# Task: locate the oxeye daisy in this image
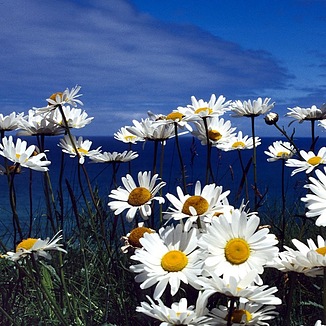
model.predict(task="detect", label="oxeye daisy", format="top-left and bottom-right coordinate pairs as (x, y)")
top-left (264, 140), bottom-right (296, 162)
top-left (108, 171), bottom-right (166, 222)
top-left (191, 117), bottom-right (236, 147)
top-left (89, 150), bottom-right (138, 163)
top-left (218, 131), bottom-right (261, 151)
top-left (136, 295), bottom-right (212, 325)
top-left (6, 231), bottom-right (67, 261)
top-left (164, 181), bottom-right (231, 231)
top-left (114, 126), bottom-right (144, 144)
top-left (198, 211), bottom-right (279, 284)
top-left (286, 104), bottom-right (326, 123)
top-left (152, 109), bottom-right (193, 132)
top-left (301, 167), bottom-right (326, 226)
top-left (208, 301), bottom-right (278, 325)
top-left (181, 94), bottom-right (232, 121)
top-left (130, 224), bottom-right (203, 299)
top-left (285, 147), bottom-right (326, 176)
top-left (0, 136), bottom-right (51, 172)
top-left (0, 112), bottom-right (24, 131)
top-left (58, 134), bottom-right (101, 164)
top-left (121, 222), bottom-right (155, 253)
top-left (231, 98), bottom-right (274, 117)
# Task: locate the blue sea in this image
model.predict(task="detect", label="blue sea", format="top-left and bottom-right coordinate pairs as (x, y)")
top-left (0, 135), bottom-right (317, 242)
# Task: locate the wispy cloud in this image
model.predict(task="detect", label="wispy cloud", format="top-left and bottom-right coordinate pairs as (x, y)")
top-left (0, 0), bottom-right (293, 135)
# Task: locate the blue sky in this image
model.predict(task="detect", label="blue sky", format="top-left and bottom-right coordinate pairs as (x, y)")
top-left (1, 0), bottom-right (326, 137)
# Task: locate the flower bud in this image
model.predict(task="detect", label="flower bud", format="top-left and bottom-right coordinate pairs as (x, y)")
top-left (265, 112), bottom-right (279, 125)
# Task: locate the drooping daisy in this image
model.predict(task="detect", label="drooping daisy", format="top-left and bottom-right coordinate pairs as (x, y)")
top-left (108, 171), bottom-right (166, 222)
top-left (18, 109), bottom-right (63, 136)
top-left (196, 269), bottom-right (281, 307)
top-left (301, 167), bottom-right (326, 226)
top-left (0, 112), bottom-right (24, 131)
top-left (285, 147), bottom-right (326, 176)
top-left (231, 98), bottom-right (274, 117)
top-left (114, 126), bottom-right (144, 144)
top-left (127, 118), bottom-right (176, 142)
top-left (198, 211), bottom-right (279, 284)
top-left (50, 105), bottom-right (93, 129)
top-left (121, 222), bottom-right (156, 253)
top-left (36, 85), bottom-right (83, 113)
top-left (136, 295), bottom-right (212, 325)
top-left (6, 231), bottom-right (67, 261)
top-left (264, 140), bottom-right (296, 162)
top-left (89, 150), bottom-right (138, 163)
top-left (286, 104), bottom-right (326, 123)
top-left (130, 224), bottom-right (203, 299)
top-left (181, 94), bottom-right (232, 121)
top-left (208, 301), bottom-right (278, 325)
top-left (218, 131), bottom-right (261, 151)
top-left (0, 136), bottom-right (51, 172)
top-left (58, 134), bottom-right (101, 164)
top-left (191, 116), bottom-right (236, 148)
top-left (164, 181), bottom-right (231, 231)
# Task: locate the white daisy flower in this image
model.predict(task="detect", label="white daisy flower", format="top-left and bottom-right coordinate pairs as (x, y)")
top-left (285, 148), bottom-right (326, 176)
top-left (89, 150), bottom-right (138, 163)
top-left (218, 131), bottom-right (261, 151)
top-left (121, 222), bottom-right (155, 253)
top-left (152, 109), bottom-right (193, 132)
top-left (18, 109), bottom-right (63, 136)
top-left (130, 224), bottom-right (203, 299)
top-left (196, 269), bottom-right (282, 307)
top-left (136, 295), bottom-right (212, 325)
top-left (181, 94), bottom-right (232, 121)
top-left (164, 181), bottom-right (231, 231)
top-left (264, 140), bottom-right (296, 162)
top-left (0, 112), bottom-right (24, 131)
top-left (191, 116), bottom-right (236, 147)
top-left (49, 105), bottom-right (93, 129)
top-left (114, 126), bottom-right (144, 144)
top-left (0, 136), bottom-right (51, 172)
top-left (58, 134), bottom-right (101, 164)
top-left (36, 85), bottom-right (83, 113)
top-left (286, 104), bottom-right (326, 123)
top-left (208, 301), bottom-right (278, 325)
top-left (108, 171), bottom-right (166, 222)
top-left (6, 231), bottom-right (67, 261)
top-left (127, 118), bottom-right (176, 142)
top-left (301, 167), bottom-right (326, 226)
top-left (198, 211), bottom-right (279, 284)
top-left (231, 98), bottom-right (274, 117)
top-left (313, 321), bottom-right (325, 326)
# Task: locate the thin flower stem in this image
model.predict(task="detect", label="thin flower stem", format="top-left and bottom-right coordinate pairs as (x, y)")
top-left (237, 149), bottom-right (249, 202)
top-left (280, 160), bottom-right (286, 249)
top-left (324, 266), bottom-right (326, 324)
top-left (202, 117), bottom-right (214, 185)
top-left (311, 119), bottom-right (316, 152)
top-left (284, 271), bottom-right (297, 325)
top-left (250, 115), bottom-right (258, 210)
top-left (174, 122), bottom-right (187, 192)
top-left (227, 297), bottom-right (236, 326)
top-left (28, 169), bottom-right (33, 237)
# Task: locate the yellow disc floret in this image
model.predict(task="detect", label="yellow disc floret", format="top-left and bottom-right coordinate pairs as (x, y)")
top-left (16, 238), bottom-right (38, 251)
top-left (208, 130), bottom-right (222, 141)
top-left (128, 226), bottom-right (154, 248)
top-left (225, 238), bottom-right (250, 264)
top-left (308, 156), bottom-right (322, 166)
top-left (225, 309), bottom-right (252, 323)
top-left (128, 187), bottom-right (152, 206)
top-left (316, 246), bottom-right (326, 256)
top-left (232, 141), bottom-right (245, 149)
top-left (182, 195), bottom-right (209, 216)
top-left (161, 250), bottom-right (188, 272)
top-left (194, 107), bottom-right (213, 115)
top-left (166, 112), bottom-right (185, 121)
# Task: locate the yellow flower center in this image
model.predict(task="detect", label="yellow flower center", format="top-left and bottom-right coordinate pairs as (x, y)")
top-left (166, 112), bottom-right (185, 121)
top-left (194, 107), bottom-right (213, 115)
top-left (128, 187), bottom-right (152, 206)
top-left (308, 156), bottom-right (322, 165)
top-left (182, 195), bottom-right (209, 215)
top-left (128, 226), bottom-right (154, 248)
top-left (161, 250), bottom-right (188, 272)
top-left (277, 151), bottom-right (289, 158)
top-left (124, 135), bottom-right (136, 142)
top-left (48, 92), bottom-right (63, 103)
top-left (232, 141), bottom-right (245, 148)
top-left (208, 130), bottom-right (222, 141)
top-left (316, 246), bottom-right (326, 256)
top-left (225, 309), bottom-right (252, 323)
top-left (77, 147), bottom-right (88, 154)
top-left (16, 238), bottom-right (38, 251)
top-left (225, 238), bottom-right (250, 264)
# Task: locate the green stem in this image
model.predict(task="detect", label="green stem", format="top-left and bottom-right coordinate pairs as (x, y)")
top-left (250, 116), bottom-right (258, 210)
top-left (174, 122), bottom-right (187, 192)
top-left (202, 117), bottom-right (214, 184)
top-left (280, 160), bottom-right (286, 249)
